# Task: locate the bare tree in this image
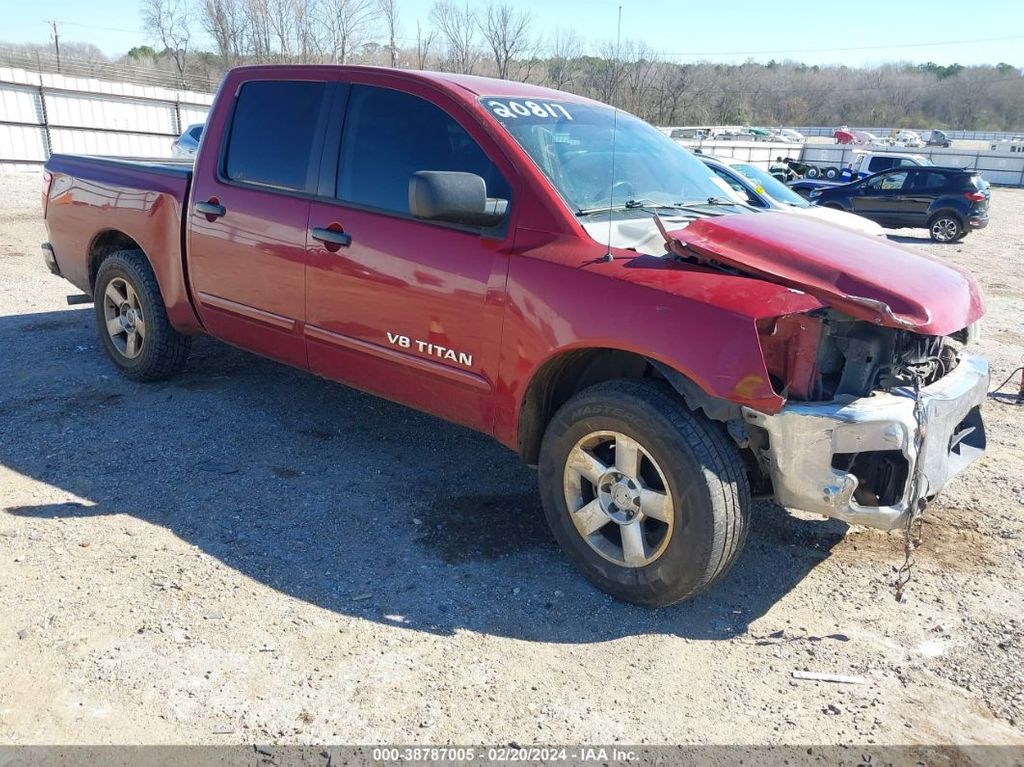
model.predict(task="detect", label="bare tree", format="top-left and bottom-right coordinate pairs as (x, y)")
top-left (243, 0), bottom-right (272, 62)
top-left (199, 0), bottom-right (247, 66)
top-left (142, 0), bottom-right (192, 85)
top-left (430, 0), bottom-right (480, 75)
top-left (379, 0), bottom-right (399, 67)
top-left (414, 19), bottom-right (436, 70)
top-left (479, 2), bottom-right (533, 81)
top-left (315, 0), bottom-right (380, 64)
top-left (547, 27), bottom-right (581, 90)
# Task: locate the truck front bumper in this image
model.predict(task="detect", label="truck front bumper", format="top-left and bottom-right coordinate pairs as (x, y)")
top-left (741, 354), bottom-right (989, 530)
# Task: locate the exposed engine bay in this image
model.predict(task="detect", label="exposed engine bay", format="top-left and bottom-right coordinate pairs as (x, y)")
top-left (757, 310), bottom-right (977, 402)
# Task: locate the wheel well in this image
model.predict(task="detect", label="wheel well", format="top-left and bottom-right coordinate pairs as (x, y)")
top-left (928, 209), bottom-right (964, 225)
top-left (516, 349), bottom-right (740, 465)
top-left (88, 230), bottom-right (141, 292)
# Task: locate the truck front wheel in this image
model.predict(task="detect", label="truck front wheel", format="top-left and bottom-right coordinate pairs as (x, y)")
top-left (93, 249), bottom-right (190, 381)
top-left (538, 379), bottom-right (751, 606)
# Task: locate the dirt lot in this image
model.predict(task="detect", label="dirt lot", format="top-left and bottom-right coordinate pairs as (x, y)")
top-left (0, 171), bottom-right (1022, 749)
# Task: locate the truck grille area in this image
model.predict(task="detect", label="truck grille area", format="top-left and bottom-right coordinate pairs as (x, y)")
top-left (813, 315), bottom-right (966, 400)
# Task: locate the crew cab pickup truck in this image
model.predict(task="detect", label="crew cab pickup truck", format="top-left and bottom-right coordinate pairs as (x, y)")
top-left (41, 66), bottom-right (989, 606)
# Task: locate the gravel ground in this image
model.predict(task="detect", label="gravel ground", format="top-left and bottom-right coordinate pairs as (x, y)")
top-left (0, 171), bottom-right (1022, 749)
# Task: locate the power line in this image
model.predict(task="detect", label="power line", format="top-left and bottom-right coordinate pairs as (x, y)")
top-left (652, 34), bottom-right (1024, 58)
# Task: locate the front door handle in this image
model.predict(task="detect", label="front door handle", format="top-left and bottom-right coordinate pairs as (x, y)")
top-left (195, 200), bottom-right (226, 218)
top-left (311, 227), bottom-right (352, 247)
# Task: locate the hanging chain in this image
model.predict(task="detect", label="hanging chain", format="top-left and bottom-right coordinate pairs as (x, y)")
top-left (895, 373), bottom-right (930, 602)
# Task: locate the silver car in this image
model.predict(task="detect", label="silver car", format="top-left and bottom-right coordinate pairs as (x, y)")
top-left (699, 154), bottom-right (887, 238)
top-left (171, 124), bottom-right (203, 158)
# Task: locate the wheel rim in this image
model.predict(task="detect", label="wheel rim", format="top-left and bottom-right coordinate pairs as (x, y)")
top-left (562, 430), bottom-right (675, 568)
top-left (931, 218), bottom-right (958, 242)
top-left (102, 277), bottom-right (146, 359)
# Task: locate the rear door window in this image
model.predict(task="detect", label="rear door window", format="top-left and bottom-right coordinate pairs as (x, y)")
top-left (337, 85), bottom-right (511, 216)
top-left (224, 80), bottom-right (328, 192)
top-left (866, 171), bottom-right (908, 192)
top-left (913, 171), bottom-right (951, 191)
top-left (869, 157), bottom-right (897, 173)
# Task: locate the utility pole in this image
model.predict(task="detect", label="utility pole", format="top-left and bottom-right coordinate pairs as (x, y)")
top-left (50, 20), bottom-right (61, 73)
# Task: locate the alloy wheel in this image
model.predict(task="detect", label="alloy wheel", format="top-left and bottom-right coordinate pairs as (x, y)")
top-left (562, 430), bottom-right (675, 567)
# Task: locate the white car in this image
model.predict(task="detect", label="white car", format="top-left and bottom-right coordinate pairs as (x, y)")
top-left (776, 128), bottom-right (806, 143)
top-left (891, 129), bottom-right (924, 148)
top-left (699, 154), bottom-right (886, 238)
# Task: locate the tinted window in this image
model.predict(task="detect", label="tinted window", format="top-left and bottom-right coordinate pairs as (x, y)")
top-left (338, 85), bottom-right (510, 216)
top-left (866, 171), bottom-right (908, 191)
top-left (225, 81), bottom-right (327, 191)
top-left (913, 171), bottom-right (951, 191)
top-left (869, 157), bottom-right (897, 172)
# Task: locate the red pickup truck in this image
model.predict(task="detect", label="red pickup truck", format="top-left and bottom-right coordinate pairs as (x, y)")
top-left (41, 65), bottom-right (989, 606)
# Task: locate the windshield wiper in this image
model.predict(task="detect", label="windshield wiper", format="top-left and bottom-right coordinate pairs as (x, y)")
top-left (577, 197), bottom-right (738, 216)
top-left (676, 197), bottom-right (744, 210)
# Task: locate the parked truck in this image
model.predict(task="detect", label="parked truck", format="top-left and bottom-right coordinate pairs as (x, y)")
top-left (41, 65), bottom-right (989, 606)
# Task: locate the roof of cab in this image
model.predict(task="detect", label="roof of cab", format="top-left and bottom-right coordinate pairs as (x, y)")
top-left (225, 64), bottom-right (597, 105)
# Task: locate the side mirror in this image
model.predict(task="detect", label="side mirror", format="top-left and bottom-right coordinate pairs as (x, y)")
top-left (409, 171), bottom-right (508, 228)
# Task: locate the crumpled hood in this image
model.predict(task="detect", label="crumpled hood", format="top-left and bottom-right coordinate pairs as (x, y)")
top-left (663, 213), bottom-right (984, 336)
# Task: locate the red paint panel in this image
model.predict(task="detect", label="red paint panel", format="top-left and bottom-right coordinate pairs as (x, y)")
top-left (666, 213), bottom-right (984, 335)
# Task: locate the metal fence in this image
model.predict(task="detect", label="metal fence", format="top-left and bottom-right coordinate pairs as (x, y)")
top-left (791, 126), bottom-right (1023, 142)
top-left (669, 137), bottom-right (1024, 187)
top-left (0, 66), bottom-right (213, 171)
top-left (0, 45), bottom-right (219, 92)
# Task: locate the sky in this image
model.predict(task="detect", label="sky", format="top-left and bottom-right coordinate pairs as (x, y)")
top-left (3, 0), bottom-right (1024, 67)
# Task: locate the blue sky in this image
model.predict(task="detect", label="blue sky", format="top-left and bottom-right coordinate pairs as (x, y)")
top-left (4, 0), bottom-right (1024, 66)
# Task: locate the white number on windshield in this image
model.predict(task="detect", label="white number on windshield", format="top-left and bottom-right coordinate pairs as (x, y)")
top-left (485, 100), bottom-right (573, 121)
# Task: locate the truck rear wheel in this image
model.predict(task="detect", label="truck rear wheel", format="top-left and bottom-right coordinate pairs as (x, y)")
top-left (537, 379), bottom-right (751, 606)
top-left (93, 249), bottom-right (190, 381)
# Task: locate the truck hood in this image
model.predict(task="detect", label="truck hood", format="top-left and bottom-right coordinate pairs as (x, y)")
top-left (661, 213), bottom-right (983, 336)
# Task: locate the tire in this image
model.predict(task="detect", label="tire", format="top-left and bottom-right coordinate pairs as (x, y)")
top-left (93, 249), bottom-right (190, 381)
top-left (824, 166), bottom-right (839, 180)
top-left (824, 202), bottom-right (845, 210)
top-left (928, 213), bottom-right (963, 243)
top-left (537, 379), bottom-right (751, 606)
top-left (805, 166), bottom-right (820, 179)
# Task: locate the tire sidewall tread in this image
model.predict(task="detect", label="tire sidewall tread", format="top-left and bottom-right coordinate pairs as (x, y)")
top-left (538, 379), bottom-right (751, 607)
top-left (93, 249), bottom-right (190, 382)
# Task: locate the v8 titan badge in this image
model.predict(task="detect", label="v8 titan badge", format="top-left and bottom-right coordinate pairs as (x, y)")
top-left (387, 332), bottom-right (473, 367)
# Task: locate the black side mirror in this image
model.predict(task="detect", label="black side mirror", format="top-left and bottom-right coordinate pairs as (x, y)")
top-left (409, 171), bottom-right (508, 228)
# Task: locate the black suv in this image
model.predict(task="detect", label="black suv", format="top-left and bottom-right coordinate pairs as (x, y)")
top-left (808, 167), bottom-right (990, 242)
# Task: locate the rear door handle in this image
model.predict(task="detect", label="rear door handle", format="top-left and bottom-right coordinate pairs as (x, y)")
top-left (195, 200), bottom-right (226, 218)
top-left (311, 227), bottom-right (352, 247)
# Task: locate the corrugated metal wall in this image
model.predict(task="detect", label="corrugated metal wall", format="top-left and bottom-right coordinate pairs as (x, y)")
top-left (0, 66), bottom-right (213, 170)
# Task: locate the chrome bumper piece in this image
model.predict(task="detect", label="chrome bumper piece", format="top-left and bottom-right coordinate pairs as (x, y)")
top-left (742, 354), bottom-right (989, 530)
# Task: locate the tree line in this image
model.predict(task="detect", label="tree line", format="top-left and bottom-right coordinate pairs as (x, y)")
top-left (7, 0), bottom-right (1024, 130)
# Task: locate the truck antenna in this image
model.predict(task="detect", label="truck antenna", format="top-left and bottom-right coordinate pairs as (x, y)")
top-left (602, 5), bottom-right (623, 264)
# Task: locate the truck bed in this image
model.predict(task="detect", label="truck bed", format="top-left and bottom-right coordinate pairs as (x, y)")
top-left (42, 153), bottom-right (201, 332)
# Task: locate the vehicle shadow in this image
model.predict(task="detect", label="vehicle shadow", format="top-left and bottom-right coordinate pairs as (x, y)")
top-left (1, 307), bottom-right (848, 644)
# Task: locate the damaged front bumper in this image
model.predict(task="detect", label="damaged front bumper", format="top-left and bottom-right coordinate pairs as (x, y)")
top-left (742, 354), bottom-right (989, 530)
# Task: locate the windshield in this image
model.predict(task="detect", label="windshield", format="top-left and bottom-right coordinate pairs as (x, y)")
top-left (730, 162), bottom-right (808, 207)
top-left (480, 97), bottom-right (729, 214)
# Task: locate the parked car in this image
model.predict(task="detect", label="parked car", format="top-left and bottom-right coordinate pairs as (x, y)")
top-left (698, 154), bottom-right (886, 238)
top-left (891, 129), bottom-right (924, 148)
top-left (171, 124), bottom-right (203, 158)
top-left (807, 167), bottom-right (990, 242)
top-left (851, 130), bottom-right (883, 145)
top-left (923, 129), bottom-right (951, 148)
top-left (775, 128), bottom-right (805, 143)
top-left (850, 151), bottom-right (933, 178)
top-left (40, 65), bottom-right (989, 606)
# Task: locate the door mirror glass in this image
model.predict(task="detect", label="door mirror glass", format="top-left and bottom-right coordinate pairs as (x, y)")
top-left (409, 171), bottom-right (508, 228)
